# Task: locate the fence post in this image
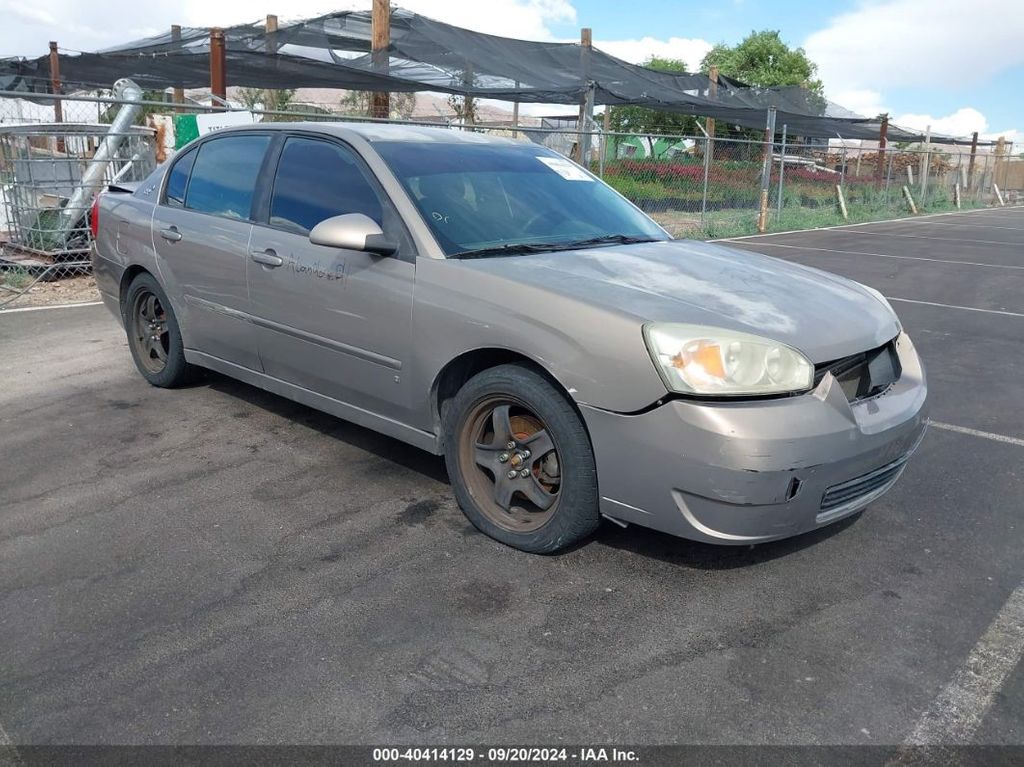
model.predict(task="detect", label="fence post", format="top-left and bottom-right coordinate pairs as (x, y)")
top-left (919, 125), bottom-right (931, 205)
top-left (209, 28), bottom-right (227, 108)
top-left (700, 134), bottom-right (711, 226)
top-left (171, 26), bottom-right (184, 108)
top-left (370, 0), bottom-right (391, 119)
top-left (839, 146), bottom-right (847, 191)
top-left (756, 106), bottom-right (776, 233)
top-left (967, 131), bottom-right (978, 190)
top-left (876, 114), bottom-right (888, 185)
top-left (48, 41), bottom-right (63, 124)
top-left (776, 123), bottom-right (787, 222)
top-left (884, 148), bottom-right (894, 208)
top-left (575, 28), bottom-right (594, 164)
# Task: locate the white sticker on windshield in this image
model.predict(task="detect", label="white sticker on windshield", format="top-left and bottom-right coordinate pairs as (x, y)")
top-left (537, 156), bottom-right (593, 181)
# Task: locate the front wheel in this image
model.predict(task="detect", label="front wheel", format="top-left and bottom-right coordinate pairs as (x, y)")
top-left (443, 363), bottom-right (600, 553)
top-left (123, 272), bottom-right (196, 388)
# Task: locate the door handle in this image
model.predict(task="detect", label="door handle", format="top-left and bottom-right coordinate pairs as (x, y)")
top-left (249, 248), bottom-right (284, 267)
top-left (159, 227), bottom-right (182, 242)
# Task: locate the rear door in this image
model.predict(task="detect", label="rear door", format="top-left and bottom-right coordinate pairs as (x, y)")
top-left (152, 133), bottom-right (271, 370)
top-left (246, 134), bottom-right (416, 422)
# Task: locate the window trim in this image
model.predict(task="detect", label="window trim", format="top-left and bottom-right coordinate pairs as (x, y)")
top-left (158, 131), bottom-right (276, 223)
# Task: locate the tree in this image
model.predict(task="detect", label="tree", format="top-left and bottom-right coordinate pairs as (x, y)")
top-left (237, 88), bottom-right (297, 112)
top-left (701, 31), bottom-right (823, 96)
top-left (340, 90), bottom-right (416, 120)
top-left (607, 56), bottom-right (699, 155)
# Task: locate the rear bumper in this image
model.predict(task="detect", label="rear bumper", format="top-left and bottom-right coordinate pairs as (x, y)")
top-left (581, 332), bottom-right (928, 544)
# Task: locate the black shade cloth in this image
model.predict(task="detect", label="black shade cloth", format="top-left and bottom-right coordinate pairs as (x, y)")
top-left (0, 9), bottom-right (989, 145)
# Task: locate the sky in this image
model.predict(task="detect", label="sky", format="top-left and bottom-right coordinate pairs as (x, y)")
top-left (0, 0), bottom-right (1020, 141)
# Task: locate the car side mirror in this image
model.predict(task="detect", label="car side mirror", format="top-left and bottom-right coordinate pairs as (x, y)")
top-left (308, 213), bottom-right (397, 256)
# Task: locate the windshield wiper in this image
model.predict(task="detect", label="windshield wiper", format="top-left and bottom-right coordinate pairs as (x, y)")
top-left (450, 234), bottom-right (663, 260)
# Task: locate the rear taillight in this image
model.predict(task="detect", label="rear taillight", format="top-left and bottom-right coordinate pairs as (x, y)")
top-left (89, 194), bottom-right (101, 240)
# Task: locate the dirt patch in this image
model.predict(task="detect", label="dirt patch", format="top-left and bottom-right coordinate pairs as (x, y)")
top-left (0, 274), bottom-right (100, 310)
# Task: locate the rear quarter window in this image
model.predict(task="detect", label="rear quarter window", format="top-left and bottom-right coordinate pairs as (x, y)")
top-left (163, 147), bottom-right (196, 207)
top-left (183, 135), bottom-right (270, 220)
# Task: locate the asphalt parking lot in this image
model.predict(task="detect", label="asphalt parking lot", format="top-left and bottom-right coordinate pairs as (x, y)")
top-left (1, 206), bottom-right (1023, 747)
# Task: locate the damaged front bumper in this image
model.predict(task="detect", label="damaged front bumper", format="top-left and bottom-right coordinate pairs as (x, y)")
top-left (582, 332), bottom-right (928, 544)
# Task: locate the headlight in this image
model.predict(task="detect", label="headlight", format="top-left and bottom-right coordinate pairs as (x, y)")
top-left (643, 323), bottom-right (814, 397)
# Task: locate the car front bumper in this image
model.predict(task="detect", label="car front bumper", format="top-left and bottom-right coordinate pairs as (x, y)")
top-left (581, 332), bottom-right (928, 544)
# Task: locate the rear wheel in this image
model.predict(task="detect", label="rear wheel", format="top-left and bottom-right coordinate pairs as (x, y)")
top-left (123, 273), bottom-right (195, 387)
top-left (444, 363), bottom-right (599, 553)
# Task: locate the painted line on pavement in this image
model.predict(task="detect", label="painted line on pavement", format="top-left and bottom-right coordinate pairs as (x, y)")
top-left (929, 421), bottom-right (1024, 448)
top-left (887, 297), bottom-right (1024, 319)
top-left (732, 241), bottom-right (1024, 270)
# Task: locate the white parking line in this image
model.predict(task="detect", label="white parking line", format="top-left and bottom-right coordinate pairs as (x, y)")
top-left (0, 300), bottom-right (103, 314)
top-left (715, 205), bottom-right (1024, 242)
top-left (887, 297), bottom-right (1024, 319)
top-left (733, 241), bottom-right (1024, 271)
top-left (830, 229), bottom-right (1016, 247)
top-left (929, 421), bottom-right (1024, 448)
top-left (901, 583), bottom-right (1024, 745)
top-left (889, 219), bottom-right (1024, 233)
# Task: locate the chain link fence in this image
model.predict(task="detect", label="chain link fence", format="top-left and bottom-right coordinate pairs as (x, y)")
top-left (0, 89), bottom-right (1016, 308)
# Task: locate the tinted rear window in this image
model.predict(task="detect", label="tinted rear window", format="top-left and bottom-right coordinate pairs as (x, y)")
top-left (185, 135), bottom-right (270, 220)
top-left (164, 147), bottom-right (196, 207)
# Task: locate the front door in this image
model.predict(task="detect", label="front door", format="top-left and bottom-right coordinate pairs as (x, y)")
top-left (246, 135), bottom-right (416, 423)
top-left (151, 133), bottom-right (271, 371)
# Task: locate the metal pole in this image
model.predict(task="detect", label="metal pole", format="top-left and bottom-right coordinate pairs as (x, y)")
top-left (511, 80), bottom-right (520, 137)
top-left (776, 124), bottom-right (787, 221)
top-left (920, 125), bottom-right (931, 205)
top-left (700, 135), bottom-right (711, 226)
top-left (839, 146), bottom-right (847, 191)
top-left (209, 28), bottom-right (227, 108)
top-left (967, 131), bottom-right (979, 190)
top-left (370, 0), bottom-right (391, 119)
top-left (884, 148), bottom-right (894, 208)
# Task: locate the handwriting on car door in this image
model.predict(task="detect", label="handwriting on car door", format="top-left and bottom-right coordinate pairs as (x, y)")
top-left (286, 253), bottom-right (346, 284)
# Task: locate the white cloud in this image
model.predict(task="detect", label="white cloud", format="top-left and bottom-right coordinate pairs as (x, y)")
top-left (805, 0), bottom-right (1024, 95)
top-left (595, 36), bottom-right (712, 70)
top-left (804, 1), bottom-right (1021, 140)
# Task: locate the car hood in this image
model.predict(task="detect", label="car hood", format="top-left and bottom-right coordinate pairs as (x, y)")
top-left (455, 239), bottom-right (901, 363)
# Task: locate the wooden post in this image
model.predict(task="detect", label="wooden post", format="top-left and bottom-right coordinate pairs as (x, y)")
top-left (370, 0), bottom-right (391, 119)
top-left (263, 14), bottom-right (279, 112)
top-left (993, 135), bottom-right (1007, 193)
top-left (171, 26), bottom-right (184, 107)
top-left (209, 28), bottom-right (227, 108)
top-left (836, 185), bottom-right (849, 220)
top-left (967, 131), bottom-right (978, 189)
top-left (875, 114), bottom-right (888, 184)
top-left (902, 185), bottom-right (918, 214)
top-left (48, 41), bottom-right (63, 124)
top-left (705, 65), bottom-right (718, 140)
top-left (575, 27), bottom-right (594, 164)
top-left (756, 107), bottom-right (776, 233)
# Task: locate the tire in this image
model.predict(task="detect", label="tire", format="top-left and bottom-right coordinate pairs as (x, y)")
top-left (122, 272), bottom-right (196, 388)
top-left (443, 363), bottom-right (600, 553)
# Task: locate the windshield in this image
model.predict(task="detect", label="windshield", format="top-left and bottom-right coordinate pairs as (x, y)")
top-left (372, 140), bottom-right (669, 257)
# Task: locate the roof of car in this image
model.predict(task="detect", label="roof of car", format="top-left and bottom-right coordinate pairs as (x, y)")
top-left (218, 121), bottom-right (519, 145)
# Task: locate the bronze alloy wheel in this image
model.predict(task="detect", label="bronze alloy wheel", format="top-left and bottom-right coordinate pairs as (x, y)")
top-left (129, 290), bottom-right (170, 374)
top-left (458, 396), bottom-right (562, 533)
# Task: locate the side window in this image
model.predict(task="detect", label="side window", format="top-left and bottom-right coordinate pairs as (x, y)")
top-left (164, 147), bottom-right (196, 208)
top-left (184, 135), bottom-right (270, 220)
top-left (270, 137), bottom-right (383, 235)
